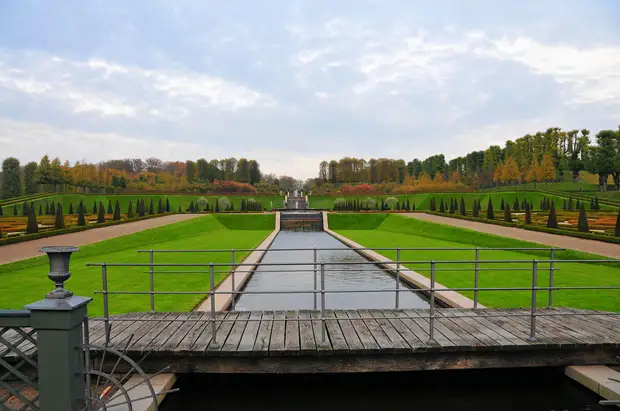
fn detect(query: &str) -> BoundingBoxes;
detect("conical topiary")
[439,199,446,213]
[27,207,38,234]
[504,204,512,223]
[576,199,581,210]
[149,199,154,215]
[13,204,18,216]
[568,197,574,211]
[577,204,589,233]
[459,197,466,216]
[38,204,42,216]
[486,199,494,220]
[107,200,113,214]
[524,202,532,224]
[50,202,56,216]
[615,209,620,237]
[127,200,134,218]
[595,197,600,210]
[590,198,595,210]
[77,201,86,226]
[166,198,171,213]
[113,200,121,221]
[68,201,74,215]
[97,201,106,223]
[472,199,479,218]
[500,198,505,211]
[54,204,65,229]
[546,201,558,229]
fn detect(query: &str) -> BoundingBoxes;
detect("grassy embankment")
[329,213,620,311]
[0,214,275,315]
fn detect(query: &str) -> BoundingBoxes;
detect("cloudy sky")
[1,1,619,179]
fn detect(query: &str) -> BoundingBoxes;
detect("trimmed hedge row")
[537,189,620,208]
[0,213,169,247]
[425,211,620,245]
[0,192,55,206]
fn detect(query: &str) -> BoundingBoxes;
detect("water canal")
[160,368,606,410]
[234,231,429,310]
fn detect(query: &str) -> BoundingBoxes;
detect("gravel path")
[404,213,620,259]
[0,214,201,265]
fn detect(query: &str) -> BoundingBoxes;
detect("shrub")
[546,201,558,229]
[577,204,589,233]
[486,199,494,220]
[524,202,532,225]
[113,200,121,221]
[107,200,113,214]
[500,198,505,210]
[127,200,134,219]
[439,199,446,213]
[616,209,620,237]
[97,201,106,223]
[503,204,512,223]
[77,202,86,226]
[27,208,38,234]
[459,197,466,216]
[218,197,230,211]
[385,197,398,209]
[54,204,65,229]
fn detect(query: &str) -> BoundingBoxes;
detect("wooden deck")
[5,308,620,373]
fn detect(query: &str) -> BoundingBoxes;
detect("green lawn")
[329,214,620,311]
[1,194,285,215]
[0,214,274,315]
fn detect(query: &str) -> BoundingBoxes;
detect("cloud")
[0,51,277,120]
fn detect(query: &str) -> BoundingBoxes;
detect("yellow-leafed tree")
[501,156,521,186]
[539,153,557,185]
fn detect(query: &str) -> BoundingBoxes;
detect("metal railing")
[86,246,620,345]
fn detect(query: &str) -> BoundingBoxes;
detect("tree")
[524,155,542,188]
[38,204,42,215]
[539,154,557,185]
[486,199,494,220]
[616,209,620,237]
[92,202,97,214]
[21,201,29,216]
[68,201,74,215]
[215,199,220,212]
[459,197,466,216]
[97,201,106,223]
[166,198,171,213]
[149,199,154,215]
[524,202,532,225]
[590,129,617,191]
[500,198,505,210]
[568,197,574,211]
[501,157,521,186]
[547,201,558,229]
[54,204,65,229]
[26,207,38,234]
[178,204,182,213]
[157,198,163,213]
[50,202,55,216]
[562,199,567,210]
[107,201,113,214]
[113,200,121,220]
[576,199,581,209]
[504,204,512,223]
[577,204,589,233]
[77,202,86,226]
[513,198,520,212]
[439,199,446,213]
[590,198,595,210]
[127,200,134,218]
[0,206,3,216]
[1,157,21,199]
[595,197,600,210]
[449,198,455,214]
[186,160,197,183]
[23,161,38,195]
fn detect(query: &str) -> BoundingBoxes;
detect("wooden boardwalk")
[5,308,620,373]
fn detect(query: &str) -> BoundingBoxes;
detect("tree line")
[317,126,620,191]
[0,156,280,200]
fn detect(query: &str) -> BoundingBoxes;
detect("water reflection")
[235,231,429,310]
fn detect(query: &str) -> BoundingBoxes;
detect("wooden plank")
[537,312,599,345]
[346,310,378,352]
[269,310,286,355]
[481,309,547,347]
[408,309,465,349]
[465,310,531,348]
[335,310,364,354]
[159,312,204,352]
[284,311,301,355]
[237,311,263,355]
[221,311,250,354]
[310,310,332,354]
[298,310,316,355]
[369,309,411,353]
[434,310,486,348]
[130,312,178,353]
[490,309,564,347]
[358,309,394,353]
[91,312,146,346]
[438,311,496,347]
[206,312,239,354]
[106,313,157,350]
[561,308,620,343]
[190,312,222,352]
[380,310,427,352]
[252,311,273,355]
[323,310,348,354]
[394,310,442,349]
[175,313,211,353]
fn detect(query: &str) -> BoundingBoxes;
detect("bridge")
[67,307,619,374]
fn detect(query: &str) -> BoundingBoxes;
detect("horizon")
[1,1,620,180]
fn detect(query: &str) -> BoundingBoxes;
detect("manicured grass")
[213,213,277,230]
[309,194,430,210]
[330,214,620,311]
[1,194,285,215]
[0,214,274,315]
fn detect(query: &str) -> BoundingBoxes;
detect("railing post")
[428,261,436,343]
[149,250,155,313]
[102,263,110,342]
[395,248,400,309]
[231,249,236,311]
[26,246,92,411]
[320,263,326,344]
[313,248,318,310]
[210,262,217,345]
[529,259,538,341]
[548,248,555,308]
[474,247,480,308]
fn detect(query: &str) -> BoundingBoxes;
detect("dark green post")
[25,246,91,411]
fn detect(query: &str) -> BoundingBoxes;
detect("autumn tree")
[524,155,542,188]
[539,154,557,186]
[501,157,521,187]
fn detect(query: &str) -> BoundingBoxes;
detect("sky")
[1,1,619,180]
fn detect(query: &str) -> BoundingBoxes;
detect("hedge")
[0,213,170,246]
[0,192,55,206]
[424,211,620,245]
